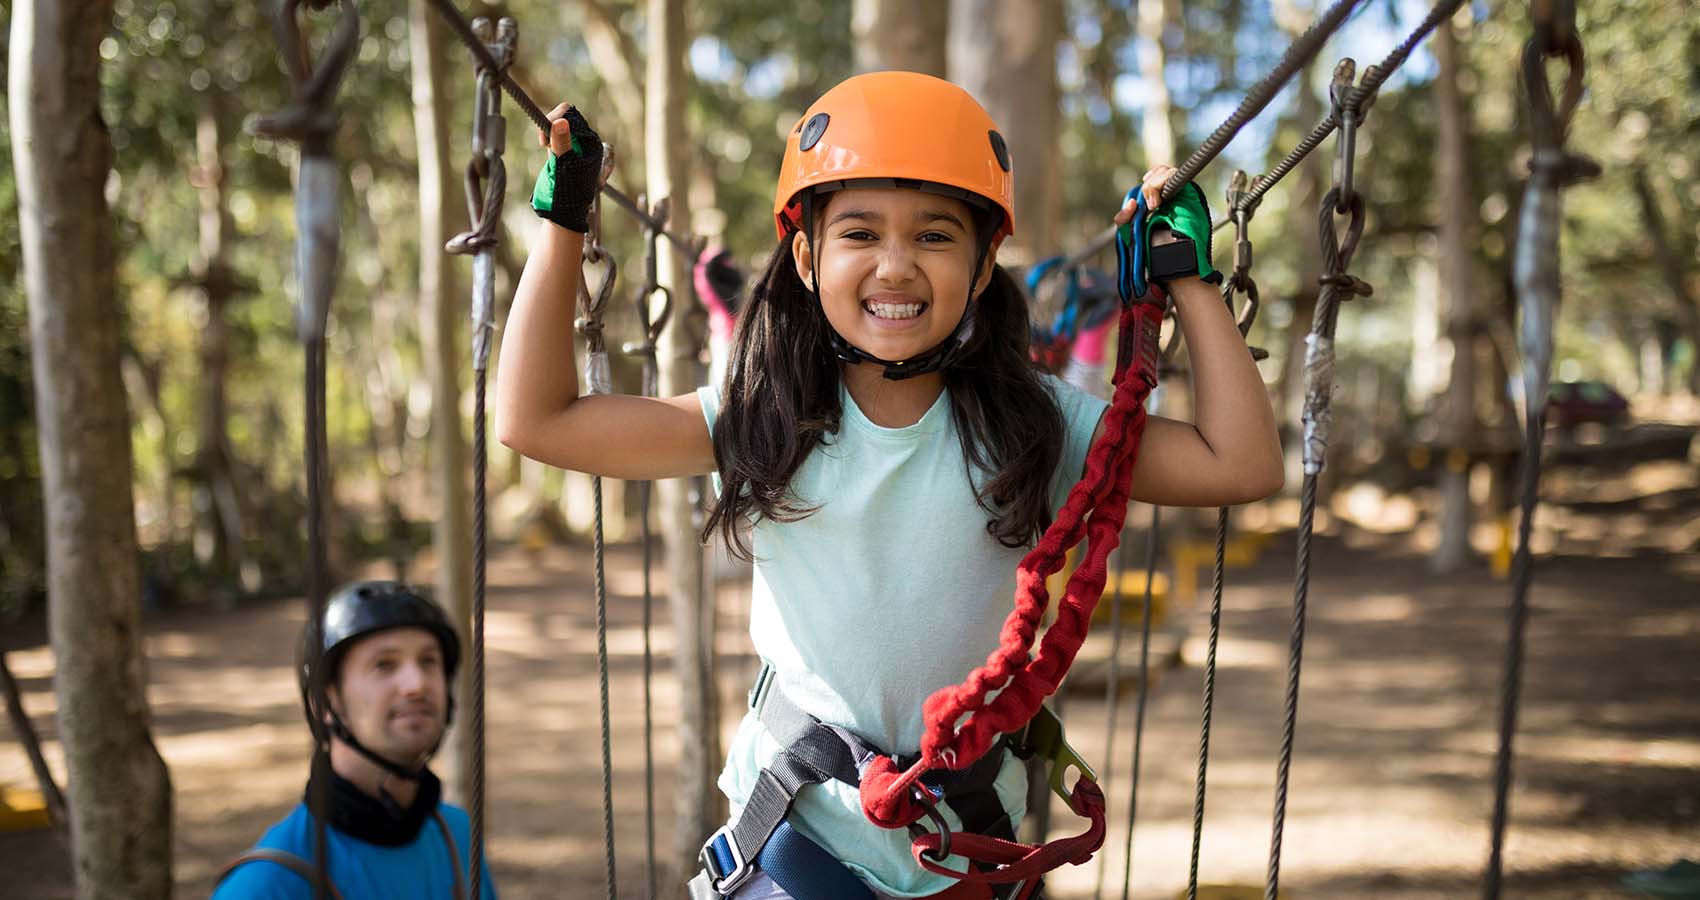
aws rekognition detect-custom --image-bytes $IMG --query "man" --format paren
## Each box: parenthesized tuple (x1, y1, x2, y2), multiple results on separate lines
(214, 581, 497, 899)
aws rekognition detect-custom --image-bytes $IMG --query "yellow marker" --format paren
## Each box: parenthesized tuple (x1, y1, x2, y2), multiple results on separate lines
(0, 787, 51, 833)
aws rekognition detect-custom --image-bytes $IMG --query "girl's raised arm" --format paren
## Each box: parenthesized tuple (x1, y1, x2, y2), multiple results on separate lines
(1112, 166, 1285, 507)
(493, 103, 715, 481)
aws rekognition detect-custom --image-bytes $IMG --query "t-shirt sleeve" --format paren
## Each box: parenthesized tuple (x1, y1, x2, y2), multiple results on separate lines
(1044, 374, 1111, 515)
(696, 384, 724, 496)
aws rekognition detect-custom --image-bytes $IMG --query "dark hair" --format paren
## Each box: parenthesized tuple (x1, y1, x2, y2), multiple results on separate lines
(701, 218, 1065, 559)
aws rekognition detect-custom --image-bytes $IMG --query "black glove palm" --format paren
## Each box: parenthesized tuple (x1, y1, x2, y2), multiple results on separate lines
(531, 107, 603, 233)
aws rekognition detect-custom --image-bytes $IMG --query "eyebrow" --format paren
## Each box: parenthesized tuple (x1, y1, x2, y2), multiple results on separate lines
(826, 208, 969, 232)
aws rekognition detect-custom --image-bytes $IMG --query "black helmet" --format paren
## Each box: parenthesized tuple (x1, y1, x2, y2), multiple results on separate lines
(299, 580, 461, 779)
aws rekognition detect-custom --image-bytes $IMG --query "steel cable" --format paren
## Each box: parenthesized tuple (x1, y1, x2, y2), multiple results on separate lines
(1186, 507, 1227, 900)
(1118, 506, 1162, 900)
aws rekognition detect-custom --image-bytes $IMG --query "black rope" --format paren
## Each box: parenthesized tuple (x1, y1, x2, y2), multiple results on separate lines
(444, 18, 513, 896)
(591, 475, 617, 900)
(1118, 506, 1162, 900)
(1238, 0, 1470, 215)
(1186, 507, 1227, 900)
(1266, 59, 1375, 898)
(253, 3, 357, 896)
(575, 165, 620, 900)
(1482, 4, 1595, 894)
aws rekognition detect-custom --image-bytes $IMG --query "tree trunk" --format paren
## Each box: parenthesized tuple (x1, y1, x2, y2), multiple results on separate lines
(1135, 0, 1179, 166)
(10, 0, 174, 894)
(853, 0, 949, 76)
(192, 84, 251, 593)
(1432, 19, 1476, 572)
(577, 0, 646, 182)
(648, 0, 719, 887)
(410, 0, 476, 803)
(1632, 168, 1700, 396)
(949, 0, 1062, 263)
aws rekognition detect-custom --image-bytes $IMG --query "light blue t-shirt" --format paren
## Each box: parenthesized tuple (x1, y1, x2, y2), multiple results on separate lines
(699, 374, 1108, 897)
(212, 801, 498, 900)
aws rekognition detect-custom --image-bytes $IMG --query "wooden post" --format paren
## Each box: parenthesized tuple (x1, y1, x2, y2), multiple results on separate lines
(647, 0, 721, 886)
(410, 0, 477, 802)
(10, 0, 175, 893)
(1434, 17, 1477, 572)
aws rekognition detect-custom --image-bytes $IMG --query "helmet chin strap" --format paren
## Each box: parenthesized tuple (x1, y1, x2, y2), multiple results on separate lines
(802, 191, 996, 381)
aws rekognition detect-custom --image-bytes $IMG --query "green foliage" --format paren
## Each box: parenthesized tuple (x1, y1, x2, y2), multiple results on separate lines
(3, 0, 1694, 614)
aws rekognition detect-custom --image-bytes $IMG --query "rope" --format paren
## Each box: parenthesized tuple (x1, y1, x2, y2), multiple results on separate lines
(1238, 0, 1470, 215)
(1265, 60, 1375, 900)
(1117, 506, 1161, 900)
(422, 0, 701, 256)
(442, 17, 514, 897)
(253, 3, 357, 897)
(1482, 3, 1596, 895)
(1186, 507, 1227, 900)
(574, 154, 620, 900)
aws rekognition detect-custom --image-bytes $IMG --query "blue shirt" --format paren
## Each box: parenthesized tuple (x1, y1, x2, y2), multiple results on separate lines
(212, 802, 498, 900)
(699, 375, 1109, 896)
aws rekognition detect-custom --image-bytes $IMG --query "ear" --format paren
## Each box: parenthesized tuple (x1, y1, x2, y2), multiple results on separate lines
(790, 229, 815, 292)
(971, 241, 1001, 299)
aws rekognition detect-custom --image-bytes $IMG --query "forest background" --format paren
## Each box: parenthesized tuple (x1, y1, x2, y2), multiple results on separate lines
(3, 0, 1699, 897)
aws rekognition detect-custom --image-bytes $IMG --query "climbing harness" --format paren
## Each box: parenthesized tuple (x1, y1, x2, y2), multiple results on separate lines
(621, 194, 674, 900)
(442, 16, 514, 899)
(254, 1, 358, 896)
(1483, 3, 1597, 897)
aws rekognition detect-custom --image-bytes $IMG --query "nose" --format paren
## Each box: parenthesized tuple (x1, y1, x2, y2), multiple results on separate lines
(874, 237, 918, 285)
(397, 660, 428, 696)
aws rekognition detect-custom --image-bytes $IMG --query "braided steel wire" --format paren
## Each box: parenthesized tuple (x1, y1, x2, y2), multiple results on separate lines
(1240, 0, 1469, 213)
(1483, 6, 1594, 893)
(469, 366, 490, 899)
(1162, 0, 1366, 204)
(1118, 507, 1162, 900)
(591, 477, 617, 900)
(1266, 180, 1370, 900)
(1186, 507, 1228, 900)
(305, 339, 331, 900)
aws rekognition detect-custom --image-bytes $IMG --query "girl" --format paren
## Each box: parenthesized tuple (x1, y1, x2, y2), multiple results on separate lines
(497, 72, 1283, 900)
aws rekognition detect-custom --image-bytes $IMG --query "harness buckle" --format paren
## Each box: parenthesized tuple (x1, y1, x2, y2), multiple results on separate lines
(700, 825, 754, 896)
(905, 784, 954, 863)
(1011, 706, 1098, 804)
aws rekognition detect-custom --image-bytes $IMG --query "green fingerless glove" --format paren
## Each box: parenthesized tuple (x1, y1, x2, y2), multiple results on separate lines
(531, 107, 604, 233)
(1145, 181, 1222, 285)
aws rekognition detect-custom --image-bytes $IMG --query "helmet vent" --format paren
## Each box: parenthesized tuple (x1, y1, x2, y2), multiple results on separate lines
(799, 113, 830, 152)
(988, 130, 1011, 172)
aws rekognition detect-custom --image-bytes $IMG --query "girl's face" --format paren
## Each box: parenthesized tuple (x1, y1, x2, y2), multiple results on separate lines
(793, 187, 993, 366)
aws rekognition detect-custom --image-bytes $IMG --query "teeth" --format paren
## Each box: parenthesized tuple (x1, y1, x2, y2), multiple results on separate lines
(865, 301, 924, 320)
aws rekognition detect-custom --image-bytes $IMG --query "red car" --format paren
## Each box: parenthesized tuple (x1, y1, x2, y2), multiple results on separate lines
(1547, 380, 1630, 428)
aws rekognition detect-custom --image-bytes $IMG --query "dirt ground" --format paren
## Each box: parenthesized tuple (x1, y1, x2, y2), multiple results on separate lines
(4, 458, 1698, 899)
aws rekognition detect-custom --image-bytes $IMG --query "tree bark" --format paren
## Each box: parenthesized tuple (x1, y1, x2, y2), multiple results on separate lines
(1135, 0, 1179, 165)
(1632, 167, 1700, 396)
(948, 0, 1062, 263)
(853, 0, 949, 76)
(1433, 19, 1476, 572)
(648, 0, 719, 887)
(10, 0, 174, 894)
(410, 0, 476, 803)
(191, 82, 251, 592)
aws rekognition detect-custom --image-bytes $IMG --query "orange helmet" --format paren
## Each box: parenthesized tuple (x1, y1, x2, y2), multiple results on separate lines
(773, 71, 1015, 244)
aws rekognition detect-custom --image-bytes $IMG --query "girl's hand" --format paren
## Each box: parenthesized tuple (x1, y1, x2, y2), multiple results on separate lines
(531, 101, 604, 233)
(1113, 165, 1180, 229)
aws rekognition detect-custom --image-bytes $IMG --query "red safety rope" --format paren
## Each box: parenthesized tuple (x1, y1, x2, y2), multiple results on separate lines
(857, 289, 1167, 880)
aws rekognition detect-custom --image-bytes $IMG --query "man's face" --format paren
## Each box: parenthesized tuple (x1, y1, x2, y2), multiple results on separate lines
(328, 627, 449, 768)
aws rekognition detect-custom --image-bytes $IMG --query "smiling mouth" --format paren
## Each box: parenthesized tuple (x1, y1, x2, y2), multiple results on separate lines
(863, 298, 928, 320)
